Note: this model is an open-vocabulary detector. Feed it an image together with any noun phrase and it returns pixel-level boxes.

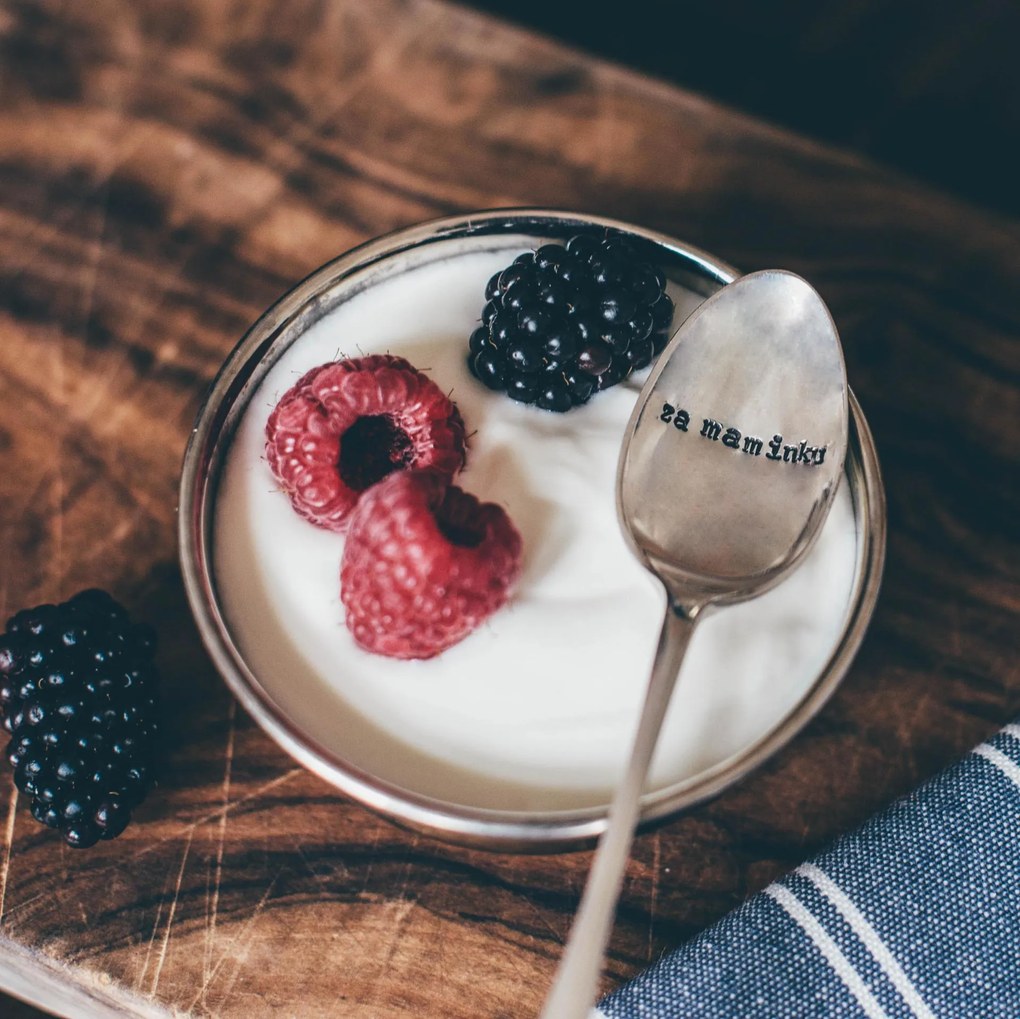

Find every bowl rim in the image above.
[178,207,886,852]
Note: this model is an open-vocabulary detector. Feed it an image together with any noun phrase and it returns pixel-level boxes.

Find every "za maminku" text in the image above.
[659,403,827,466]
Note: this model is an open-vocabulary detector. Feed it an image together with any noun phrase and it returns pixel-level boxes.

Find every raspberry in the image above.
[265,355,468,531]
[0,589,159,848]
[340,471,523,660]
[466,233,674,411]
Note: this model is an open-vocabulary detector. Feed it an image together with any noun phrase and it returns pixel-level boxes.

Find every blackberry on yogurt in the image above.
[0,589,160,848]
[466,233,674,411]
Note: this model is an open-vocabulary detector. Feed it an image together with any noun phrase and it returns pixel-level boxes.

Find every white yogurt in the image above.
[213,245,858,813]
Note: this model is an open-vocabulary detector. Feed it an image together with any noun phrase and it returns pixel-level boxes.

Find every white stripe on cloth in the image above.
[1001,724,1020,744]
[975,744,1020,790]
[766,884,892,1019]
[797,863,938,1019]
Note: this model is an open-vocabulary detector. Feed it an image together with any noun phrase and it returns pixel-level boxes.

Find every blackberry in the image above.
[0,589,159,848]
[466,233,675,411]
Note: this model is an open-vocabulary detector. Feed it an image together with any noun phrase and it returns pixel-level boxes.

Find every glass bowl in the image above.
[179,209,885,851]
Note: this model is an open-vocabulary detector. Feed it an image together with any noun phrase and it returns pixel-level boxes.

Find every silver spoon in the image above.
[540,269,848,1019]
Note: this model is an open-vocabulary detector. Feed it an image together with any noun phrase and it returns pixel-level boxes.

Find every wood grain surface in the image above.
[0,0,1018,1016]
[465,0,1020,219]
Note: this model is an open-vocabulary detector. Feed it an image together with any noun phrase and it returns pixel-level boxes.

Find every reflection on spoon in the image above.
[540,270,848,1018]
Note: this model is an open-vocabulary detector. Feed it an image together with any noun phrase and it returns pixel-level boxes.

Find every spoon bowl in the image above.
[542,270,848,1018]
[620,269,848,609]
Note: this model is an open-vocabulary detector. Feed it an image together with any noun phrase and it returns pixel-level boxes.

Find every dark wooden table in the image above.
[1,1,1017,1016]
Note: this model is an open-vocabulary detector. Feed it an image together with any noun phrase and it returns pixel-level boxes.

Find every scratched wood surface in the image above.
[0,1,1018,1016]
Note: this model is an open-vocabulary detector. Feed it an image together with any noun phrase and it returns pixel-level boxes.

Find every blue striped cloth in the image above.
[595,723,1020,1018]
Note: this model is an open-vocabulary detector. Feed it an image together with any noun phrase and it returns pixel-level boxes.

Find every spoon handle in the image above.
[540,605,697,1019]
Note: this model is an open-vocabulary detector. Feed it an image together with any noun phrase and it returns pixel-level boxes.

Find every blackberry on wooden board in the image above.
[0,589,159,848]
[466,233,675,411]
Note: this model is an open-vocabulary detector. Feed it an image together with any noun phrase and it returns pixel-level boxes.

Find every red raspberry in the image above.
[340,471,523,660]
[265,355,467,531]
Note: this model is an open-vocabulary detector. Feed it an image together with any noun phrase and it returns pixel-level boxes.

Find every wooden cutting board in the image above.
[1,1,1018,1015]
